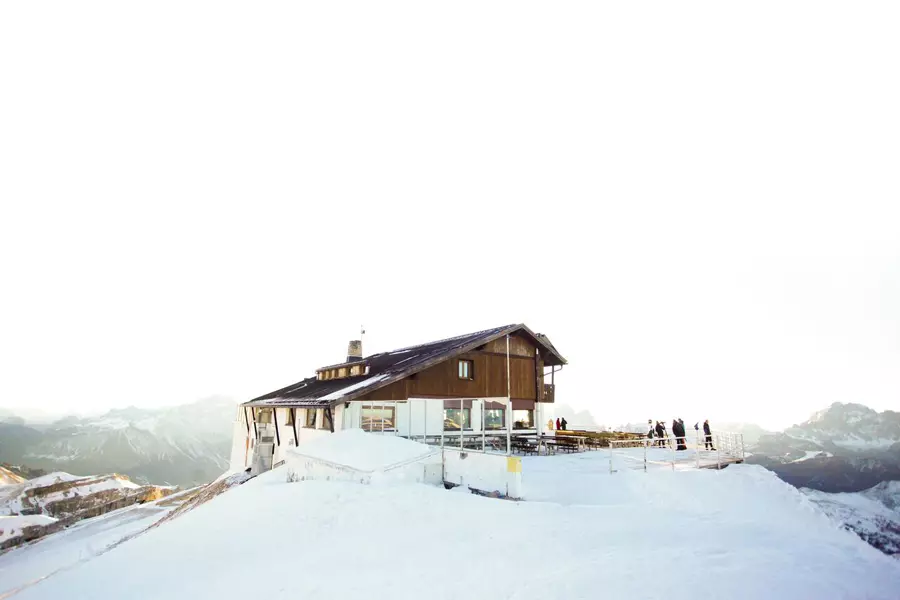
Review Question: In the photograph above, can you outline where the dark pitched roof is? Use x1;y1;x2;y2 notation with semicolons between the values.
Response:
244;323;566;408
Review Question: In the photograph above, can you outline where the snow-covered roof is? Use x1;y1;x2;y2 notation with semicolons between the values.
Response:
244;323;567;408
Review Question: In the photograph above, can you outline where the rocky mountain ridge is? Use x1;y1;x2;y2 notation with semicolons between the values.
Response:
0;397;236;487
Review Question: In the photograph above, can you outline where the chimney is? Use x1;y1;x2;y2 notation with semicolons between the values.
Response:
346;340;363;363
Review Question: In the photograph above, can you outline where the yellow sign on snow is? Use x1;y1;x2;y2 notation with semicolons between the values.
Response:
507;456;522;473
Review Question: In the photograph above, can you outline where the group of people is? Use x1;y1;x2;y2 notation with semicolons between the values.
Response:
551;417;568;431
647;419;715;451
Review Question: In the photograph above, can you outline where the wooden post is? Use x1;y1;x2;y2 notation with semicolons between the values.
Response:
272;408;281;447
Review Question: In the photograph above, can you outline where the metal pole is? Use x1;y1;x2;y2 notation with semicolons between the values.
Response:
717;442;721;470
506;335;511;456
608;442;613;474
481;400;486;452
394;402;399;436
696;430;701;469
460;397;464;450
671;436;675;471
643;439;647;472
380;401;384;434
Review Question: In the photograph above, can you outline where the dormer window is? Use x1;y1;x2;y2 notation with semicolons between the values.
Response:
458;359;474;380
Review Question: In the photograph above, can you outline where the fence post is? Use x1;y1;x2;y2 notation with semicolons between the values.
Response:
696;431;701;469
671;437;675;471
608;442;613;474
643;439;647;472
716;440;721;470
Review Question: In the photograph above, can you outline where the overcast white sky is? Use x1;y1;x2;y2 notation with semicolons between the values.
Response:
1;2;898;430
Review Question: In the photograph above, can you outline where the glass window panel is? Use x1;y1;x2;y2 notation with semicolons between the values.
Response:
483;408;505;430
361;406;395;430
444;408;472;430
512;409;535;430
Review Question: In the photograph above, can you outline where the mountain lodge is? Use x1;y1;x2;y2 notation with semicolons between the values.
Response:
229;324;567;473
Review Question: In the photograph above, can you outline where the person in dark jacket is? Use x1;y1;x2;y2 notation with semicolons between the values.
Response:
647;420;655;443
556;417;560;431
655;421;665;447
560;417;568;431
672;419;687;450
703;419;715;450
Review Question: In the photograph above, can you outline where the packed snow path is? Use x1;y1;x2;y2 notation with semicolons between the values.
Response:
3;449;899;600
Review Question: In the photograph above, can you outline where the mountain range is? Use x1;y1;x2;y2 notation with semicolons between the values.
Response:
0;397;236;487
746;403;900;493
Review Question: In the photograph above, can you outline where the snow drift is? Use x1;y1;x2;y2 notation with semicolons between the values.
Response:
6;444;900;600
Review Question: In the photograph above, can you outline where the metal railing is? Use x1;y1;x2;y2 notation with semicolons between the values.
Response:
607;431;745;473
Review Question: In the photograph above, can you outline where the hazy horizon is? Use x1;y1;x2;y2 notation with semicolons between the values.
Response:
2;2;898;432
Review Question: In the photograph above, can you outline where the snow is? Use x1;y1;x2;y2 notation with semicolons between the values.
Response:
792;450;832;462
0;515;57;543
804;485;900;556
5;446;900;600
317;374;389;401
832;438;896;450
289;429;439;471
1;473;142;516
22;472;83;487
0;504;170;597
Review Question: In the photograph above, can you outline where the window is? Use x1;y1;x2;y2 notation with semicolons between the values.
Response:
513;409;534;430
321;409;333;431
444;408;472;430
285;408;294;426
255;408;273;424
305;409;317;428
361;405;395;431
483;408;505;430
350;364;363;376
458;359;474;380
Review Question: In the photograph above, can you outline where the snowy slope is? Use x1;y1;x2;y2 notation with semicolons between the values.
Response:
6;451;900;599
804;481;900;558
0;496;192;597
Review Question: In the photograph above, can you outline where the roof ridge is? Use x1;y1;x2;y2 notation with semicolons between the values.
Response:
385;323;518;354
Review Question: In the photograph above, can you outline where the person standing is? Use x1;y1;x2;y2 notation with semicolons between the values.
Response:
655;421;665;447
679;419;688;450
556;417;561;431
673;419;687;450
548;418;554;431
703;419;716;450
560;417;568;431
647;420;655;443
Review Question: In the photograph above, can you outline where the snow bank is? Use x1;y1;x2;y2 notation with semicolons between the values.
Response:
23;472;83;487
288;428;438;471
0;515;58;543
8;453;900;600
